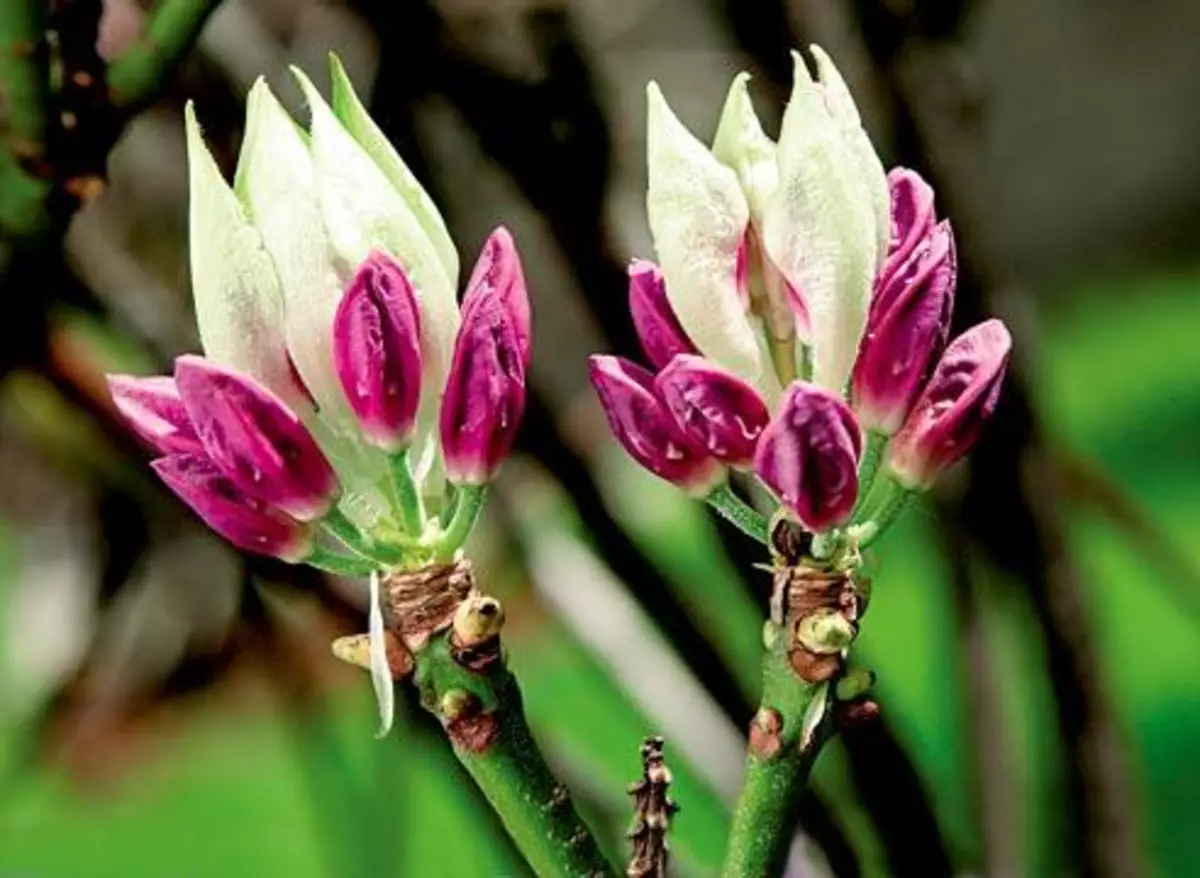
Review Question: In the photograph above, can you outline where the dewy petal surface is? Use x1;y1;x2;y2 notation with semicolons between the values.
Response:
439;243;530;485
810;46;890;270
588;355;723;494
753;381;863;531
294;69;460;476
175;355;339;521
883;168;937;279
107;374;205;456
235;79;349;427
153;454;313;561
628;259;696;371
764;51;879;394
333;251;423;451
655;354;770;467
329;55;459;288
462;227;531;369
184;103;307;411
645;82;767;391
888;319;1011;488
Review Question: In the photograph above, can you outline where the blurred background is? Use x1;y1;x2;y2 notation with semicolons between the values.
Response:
1;0;1198;876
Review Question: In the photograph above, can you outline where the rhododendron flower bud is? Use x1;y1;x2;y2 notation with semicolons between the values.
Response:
628;260;696;371
754;382;863;531
463;227;531;369
439;238;531;485
655;355;769;468
589;356;723;495
174;356;339;521
107;375;205;456
333;251;423;451
881;168;937;282
887;319;1011;489
852;221;957;433
153;454;313;561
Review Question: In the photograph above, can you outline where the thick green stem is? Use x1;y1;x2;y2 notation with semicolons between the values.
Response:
304;545;376;577
414;633;615;878
858;479;916;547
721;621;834;877
706;483;769;544
107;0;224;114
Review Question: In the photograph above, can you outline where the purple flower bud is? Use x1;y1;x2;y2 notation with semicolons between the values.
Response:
655;354;770;468
463;226;532;369
439;237;531;485
628;259;696;370
174;355;339;521
753;382;863;532
853;221;957;434
333;250;423;451
107;374;205;456
887;319;1011;489
153;454;313;561
589;355;723;495
882;168;936;282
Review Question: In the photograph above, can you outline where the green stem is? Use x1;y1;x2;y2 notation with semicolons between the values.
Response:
304;545;376;577
721;621;834;877
414;633;616;878
107;0;224;114
706;483;769;544
433;484;486;558
388;449;426;535
0;0;50;238
322;506;409;565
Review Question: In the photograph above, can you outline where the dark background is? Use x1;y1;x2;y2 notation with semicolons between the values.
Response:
1;1;1197;876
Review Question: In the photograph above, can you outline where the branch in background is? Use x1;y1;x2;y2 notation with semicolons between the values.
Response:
0;0;51;238
106;0;223;115
626;737;679;878
942;520;1015;877
844;0;1146;874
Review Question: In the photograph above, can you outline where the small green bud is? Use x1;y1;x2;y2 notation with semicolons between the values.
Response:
795;609;856;654
836;666;876;701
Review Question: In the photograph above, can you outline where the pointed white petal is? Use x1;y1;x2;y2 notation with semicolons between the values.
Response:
646;82;766;390
810;45;890;269
328;55;459;288
711;74;795;348
234;79;350;425
368;571;395;738
184;103;307;411
764;52;877;393
294;68;460;471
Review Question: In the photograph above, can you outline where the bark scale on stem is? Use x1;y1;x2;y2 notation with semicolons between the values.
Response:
383;560;616;878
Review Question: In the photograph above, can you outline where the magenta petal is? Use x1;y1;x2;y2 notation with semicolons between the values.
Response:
174;355;339;521
882;168;937;281
655;354;770;468
107;374;204;455
334;251;423;451
462;226;532;370
753;382;863;532
153;454;313;561
627;259;696;370
589;355;722;494
439;278;527;486
887;319;1011;488
854;221;957;433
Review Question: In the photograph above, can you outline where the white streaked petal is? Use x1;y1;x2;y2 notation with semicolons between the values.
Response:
810;45;890;270
645;82;768;392
368;570;395;738
328;55;460;288
293;68;459;478
711;73;794;350
184;103;307;412
234;78;350;425
764;51;877;393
